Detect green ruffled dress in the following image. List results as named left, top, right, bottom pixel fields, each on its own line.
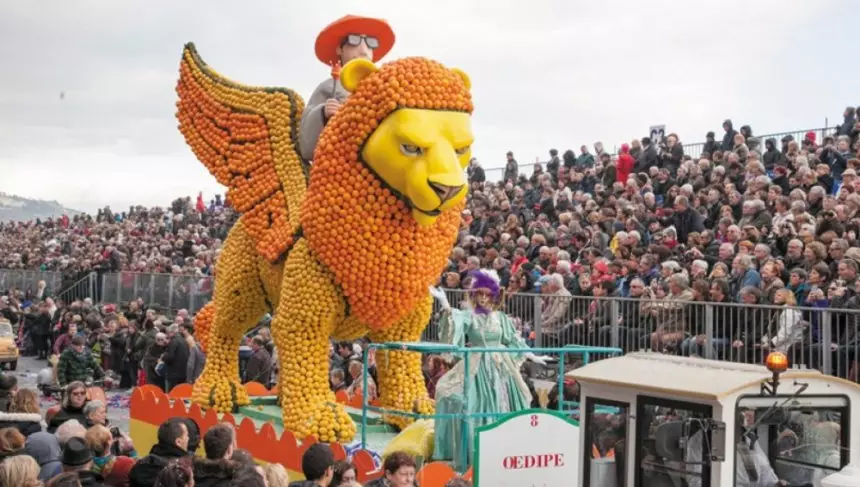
left=432, top=307, right=533, bottom=470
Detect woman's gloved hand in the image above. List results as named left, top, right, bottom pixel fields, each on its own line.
left=429, top=287, right=451, bottom=310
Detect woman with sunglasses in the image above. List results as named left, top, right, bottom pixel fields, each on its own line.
left=299, top=15, right=395, bottom=161
left=429, top=270, right=551, bottom=471
left=47, top=381, right=88, bottom=434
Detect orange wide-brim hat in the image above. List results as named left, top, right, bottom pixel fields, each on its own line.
left=314, top=15, right=395, bottom=66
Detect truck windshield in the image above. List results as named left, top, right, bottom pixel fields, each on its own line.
left=735, top=395, right=848, bottom=486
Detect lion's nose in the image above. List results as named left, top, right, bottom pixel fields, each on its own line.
left=428, top=181, right=464, bottom=205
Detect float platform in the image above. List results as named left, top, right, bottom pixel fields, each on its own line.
left=129, top=384, right=471, bottom=486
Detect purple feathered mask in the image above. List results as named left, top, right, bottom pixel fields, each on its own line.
left=468, top=270, right=501, bottom=314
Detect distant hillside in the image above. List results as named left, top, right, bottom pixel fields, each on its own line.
left=0, top=192, right=81, bottom=222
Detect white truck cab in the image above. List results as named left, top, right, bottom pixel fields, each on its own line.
left=570, top=352, right=860, bottom=487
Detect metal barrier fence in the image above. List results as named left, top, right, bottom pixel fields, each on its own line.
left=429, top=289, right=860, bottom=380
left=0, top=269, right=62, bottom=297
left=361, top=342, right=622, bottom=470
left=683, top=126, right=837, bottom=159
left=478, top=126, right=838, bottom=180
left=100, top=272, right=213, bottom=314
left=4, top=268, right=858, bottom=380
left=55, top=273, right=99, bottom=305
left=0, top=269, right=212, bottom=314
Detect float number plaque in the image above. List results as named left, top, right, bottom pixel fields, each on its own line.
left=473, top=409, right=580, bottom=486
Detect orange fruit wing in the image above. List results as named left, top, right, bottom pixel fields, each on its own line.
left=175, top=42, right=307, bottom=263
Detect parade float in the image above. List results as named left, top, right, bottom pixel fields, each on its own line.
left=132, top=13, right=482, bottom=482
left=128, top=18, right=860, bottom=487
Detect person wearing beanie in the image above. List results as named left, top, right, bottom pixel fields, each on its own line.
left=546, top=148, right=561, bottom=178
left=25, top=432, right=63, bottom=481
left=803, top=131, right=818, bottom=151
left=703, top=131, right=719, bottom=156
left=721, top=119, right=738, bottom=151
left=63, top=436, right=106, bottom=486
left=780, top=134, right=794, bottom=153
left=740, top=125, right=760, bottom=152
left=762, top=137, right=785, bottom=170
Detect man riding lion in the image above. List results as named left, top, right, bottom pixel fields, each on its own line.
left=176, top=15, right=474, bottom=443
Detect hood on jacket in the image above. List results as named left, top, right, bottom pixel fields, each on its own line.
left=765, top=138, right=777, bottom=151
left=740, top=125, right=753, bottom=137
left=26, top=432, right=63, bottom=480
left=805, top=131, right=816, bottom=143
left=621, top=143, right=630, bottom=154
left=0, top=412, right=43, bottom=423
left=194, top=458, right=239, bottom=482
left=723, top=119, right=733, bottom=130
left=149, top=442, right=189, bottom=459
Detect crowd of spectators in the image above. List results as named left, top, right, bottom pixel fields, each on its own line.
left=4, top=107, right=857, bottom=483
left=0, top=290, right=207, bottom=397
left=0, top=370, right=460, bottom=486
left=0, top=195, right=237, bottom=283
left=443, top=109, right=860, bottom=379
left=0, top=290, right=472, bottom=485
left=3, top=110, right=860, bottom=380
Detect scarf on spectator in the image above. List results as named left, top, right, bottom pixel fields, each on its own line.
left=92, top=454, right=117, bottom=478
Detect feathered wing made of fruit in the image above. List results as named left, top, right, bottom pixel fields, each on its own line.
left=176, top=43, right=355, bottom=437
left=176, top=42, right=306, bottom=264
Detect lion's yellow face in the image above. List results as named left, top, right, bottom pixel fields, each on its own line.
left=361, top=108, right=473, bottom=226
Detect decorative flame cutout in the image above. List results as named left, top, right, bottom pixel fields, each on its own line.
left=133, top=384, right=471, bottom=486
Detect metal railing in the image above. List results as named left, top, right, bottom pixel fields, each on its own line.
left=683, top=126, right=837, bottom=159
left=0, top=269, right=62, bottom=298
left=100, top=272, right=213, bottom=313
left=4, top=268, right=858, bottom=380
left=361, top=342, right=622, bottom=470
left=477, top=126, right=838, bottom=180
left=54, top=273, right=99, bottom=305
left=0, top=269, right=212, bottom=313
left=429, top=289, right=860, bottom=380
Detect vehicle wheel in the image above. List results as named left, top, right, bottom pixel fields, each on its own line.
left=9, top=361, right=17, bottom=371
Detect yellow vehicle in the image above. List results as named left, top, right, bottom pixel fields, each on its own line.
left=0, top=319, right=18, bottom=371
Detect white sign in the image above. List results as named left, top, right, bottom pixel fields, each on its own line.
left=649, top=124, right=666, bottom=144
left=474, top=410, right=580, bottom=487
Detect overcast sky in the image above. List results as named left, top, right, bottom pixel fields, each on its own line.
left=0, top=0, right=856, bottom=213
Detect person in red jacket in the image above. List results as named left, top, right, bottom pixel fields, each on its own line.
left=616, top=144, right=635, bottom=185
left=195, top=192, right=205, bottom=213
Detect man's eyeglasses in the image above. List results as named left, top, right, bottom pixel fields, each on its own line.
left=70, top=391, right=86, bottom=397
left=343, top=34, right=379, bottom=50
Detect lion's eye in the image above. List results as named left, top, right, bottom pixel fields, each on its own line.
left=400, top=144, right=423, bottom=156
left=455, top=146, right=471, bottom=156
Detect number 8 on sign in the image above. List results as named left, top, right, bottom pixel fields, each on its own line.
left=530, top=415, right=539, bottom=427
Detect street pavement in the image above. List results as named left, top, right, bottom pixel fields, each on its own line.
left=11, top=355, right=131, bottom=433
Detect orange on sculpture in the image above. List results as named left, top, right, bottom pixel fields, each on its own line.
left=175, top=43, right=474, bottom=442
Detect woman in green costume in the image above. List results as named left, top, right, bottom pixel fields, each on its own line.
left=429, top=270, right=550, bottom=470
